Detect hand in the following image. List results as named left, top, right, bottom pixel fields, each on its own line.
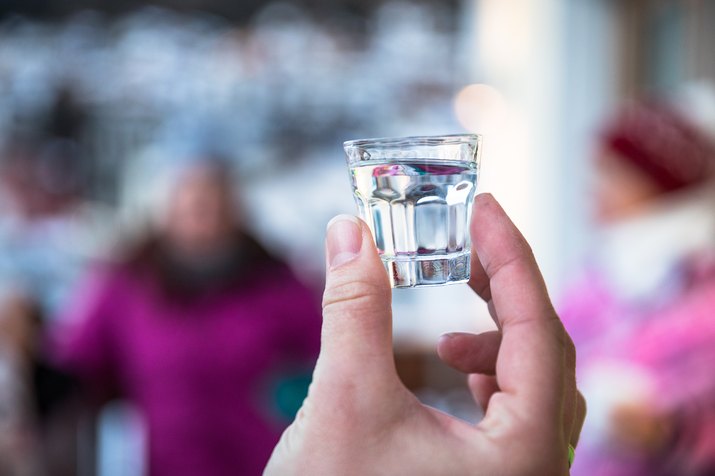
left=265, top=193, right=586, bottom=475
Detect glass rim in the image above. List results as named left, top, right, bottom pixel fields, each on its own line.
left=343, top=133, right=481, bottom=149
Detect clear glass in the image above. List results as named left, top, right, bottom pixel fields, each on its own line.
left=344, top=134, right=481, bottom=288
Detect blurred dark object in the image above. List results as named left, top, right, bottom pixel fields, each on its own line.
left=0, top=0, right=458, bottom=23
left=0, top=293, right=78, bottom=414
left=47, top=88, right=87, bottom=140
left=1, top=134, right=84, bottom=217
left=0, top=86, right=89, bottom=218
left=0, top=0, right=268, bottom=20
left=0, top=291, right=81, bottom=476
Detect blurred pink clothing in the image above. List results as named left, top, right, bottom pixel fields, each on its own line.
left=560, top=258, right=715, bottom=476
left=51, top=256, right=321, bottom=476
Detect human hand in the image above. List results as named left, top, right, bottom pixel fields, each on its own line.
left=264, top=193, right=586, bottom=475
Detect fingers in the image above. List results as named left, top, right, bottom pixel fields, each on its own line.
left=317, top=215, right=396, bottom=385
left=436, top=331, right=501, bottom=375
left=468, top=194, right=567, bottom=424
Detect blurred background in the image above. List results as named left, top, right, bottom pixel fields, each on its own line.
left=0, top=0, right=713, bottom=475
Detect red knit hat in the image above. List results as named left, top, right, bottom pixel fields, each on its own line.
left=601, top=100, right=715, bottom=193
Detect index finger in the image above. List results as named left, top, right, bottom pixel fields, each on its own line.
left=468, top=194, right=568, bottom=424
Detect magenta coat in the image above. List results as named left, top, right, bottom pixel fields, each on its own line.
left=50, top=254, right=321, bottom=476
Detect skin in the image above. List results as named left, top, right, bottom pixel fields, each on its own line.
left=0, top=292, right=39, bottom=361
left=162, top=165, right=236, bottom=256
left=593, top=149, right=661, bottom=224
left=610, top=403, right=671, bottom=453
left=265, top=193, right=586, bottom=475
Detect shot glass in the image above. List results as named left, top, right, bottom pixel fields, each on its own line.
left=343, top=134, right=482, bottom=288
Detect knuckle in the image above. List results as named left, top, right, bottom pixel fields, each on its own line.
left=561, top=327, right=577, bottom=362
left=322, top=278, right=388, bottom=315
left=548, top=313, right=575, bottom=359
left=559, top=329, right=578, bottom=372
left=516, top=234, right=536, bottom=259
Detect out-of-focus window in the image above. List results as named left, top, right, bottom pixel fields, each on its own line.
left=618, top=0, right=715, bottom=95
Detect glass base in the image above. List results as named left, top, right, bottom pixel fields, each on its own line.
left=382, top=252, right=470, bottom=288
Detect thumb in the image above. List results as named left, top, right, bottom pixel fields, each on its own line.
left=265, top=217, right=398, bottom=475
left=316, top=214, right=396, bottom=384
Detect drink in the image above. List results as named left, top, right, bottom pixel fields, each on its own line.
left=350, top=160, right=478, bottom=287
left=344, top=134, right=481, bottom=288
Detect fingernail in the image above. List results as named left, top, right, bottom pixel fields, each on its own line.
left=438, top=333, right=457, bottom=344
left=326, top=215, right=362, bottom=269
left=476, top=192, right=500, bottom=209
left=475, top=192, right=494, bottom=203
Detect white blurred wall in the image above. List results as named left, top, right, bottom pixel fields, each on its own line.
left=471, top=0, right=618, bottom=298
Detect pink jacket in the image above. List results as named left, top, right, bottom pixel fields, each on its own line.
left=560, top=258, right=715, bottom=476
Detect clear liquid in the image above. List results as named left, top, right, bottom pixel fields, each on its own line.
left=350, top=160, right=478, bottom=287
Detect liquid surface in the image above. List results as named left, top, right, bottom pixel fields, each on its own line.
left=350, top=160, right=478, bottom=263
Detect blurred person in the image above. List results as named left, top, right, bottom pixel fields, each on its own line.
left=0, top=86, right=88, bottom=220
left=0, top=89, right=105, bottom=475
left=560, top=98, right=715, bottom=475
left=50, top=156, right=321, bottom=476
